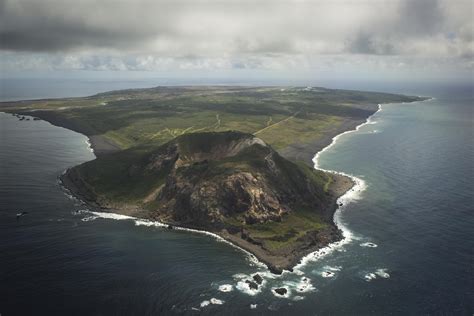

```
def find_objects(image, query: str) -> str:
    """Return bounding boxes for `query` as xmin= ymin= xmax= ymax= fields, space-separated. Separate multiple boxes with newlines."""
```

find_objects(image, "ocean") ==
xmin=0 ymin=80 xmax=472 ymax=315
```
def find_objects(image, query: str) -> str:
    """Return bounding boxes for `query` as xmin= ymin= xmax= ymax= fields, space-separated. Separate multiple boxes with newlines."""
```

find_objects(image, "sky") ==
xmin=0 ymin=0 xmax=473 ymax=83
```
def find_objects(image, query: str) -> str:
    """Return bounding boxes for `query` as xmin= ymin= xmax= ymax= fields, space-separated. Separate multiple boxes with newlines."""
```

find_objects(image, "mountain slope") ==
xmin=62 ymin=131 xmax=352 ymax=273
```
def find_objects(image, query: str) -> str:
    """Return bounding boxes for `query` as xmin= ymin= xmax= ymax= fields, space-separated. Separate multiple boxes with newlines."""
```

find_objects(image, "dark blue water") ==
xmin=0 ymin=82 xmax=473 ymax=315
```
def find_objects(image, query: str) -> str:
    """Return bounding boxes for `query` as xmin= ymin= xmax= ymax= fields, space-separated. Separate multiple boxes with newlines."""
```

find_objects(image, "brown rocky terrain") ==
xmin=61 ymin=131 xmax=353 ymax=273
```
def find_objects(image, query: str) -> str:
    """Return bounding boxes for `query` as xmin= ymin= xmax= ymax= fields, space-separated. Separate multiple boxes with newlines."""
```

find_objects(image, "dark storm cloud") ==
xmin=347 ymin=32 xmax=395 ymax=55
xmin=345 ymin=0 xmax=449 ymax=55
xmin=0 ymin=0 xmax=176 ymax=52
xmin=1 ymin=0 xmax=463 ymax=55
xmin=0 ymin=0 xmax=472 ymax=73
xmin=1 ymin=25 xmax=149 ymax=52
xmin=396 ymin=0 xmax=444 ymax=36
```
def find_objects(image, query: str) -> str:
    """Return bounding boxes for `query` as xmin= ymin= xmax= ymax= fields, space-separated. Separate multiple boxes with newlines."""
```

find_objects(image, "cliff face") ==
xmin=148 ymin=132 xmax=328 ymax=229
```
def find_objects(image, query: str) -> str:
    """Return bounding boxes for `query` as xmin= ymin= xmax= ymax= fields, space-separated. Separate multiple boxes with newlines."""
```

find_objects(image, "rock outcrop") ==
xmin=62 ymin=131 xmax=349 ymax=273
xmin=142 ymin=132 xmax=327 ymax=228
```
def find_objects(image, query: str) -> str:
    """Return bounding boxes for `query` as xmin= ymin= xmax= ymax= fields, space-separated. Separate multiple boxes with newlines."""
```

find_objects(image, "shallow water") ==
xmin=0 ymin=84 xmax=473 ymax=315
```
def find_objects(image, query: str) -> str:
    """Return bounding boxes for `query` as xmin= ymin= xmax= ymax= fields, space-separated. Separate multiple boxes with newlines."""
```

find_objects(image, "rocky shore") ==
xmin=0 ymin=87 xmax=427 ymax=275
xmin=60 ymin=168 xmax=353 ymax=274
xmin=59 ymin=131 xmax=356 ymax=274
xmin=218 ymin=173 xmax=354 ymax=273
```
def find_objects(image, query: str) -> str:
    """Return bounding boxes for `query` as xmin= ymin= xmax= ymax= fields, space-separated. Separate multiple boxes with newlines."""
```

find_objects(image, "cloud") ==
xmin=0 ymin=0 xmax=472 ymax=76
xmin=0 ymin=0 xmax=175 ymax=52
xmin=346 ymin=32 xmax=395 ymax=55
xmin=396 ymin=0 xmax=444 ymax=36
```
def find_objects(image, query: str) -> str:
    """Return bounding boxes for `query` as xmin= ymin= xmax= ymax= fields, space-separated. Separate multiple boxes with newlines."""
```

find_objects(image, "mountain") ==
xmin=62 ymin=131 xmax=353 ymax=273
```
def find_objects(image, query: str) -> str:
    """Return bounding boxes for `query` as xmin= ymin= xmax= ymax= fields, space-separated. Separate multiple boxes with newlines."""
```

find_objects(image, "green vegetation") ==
xmin=74 ymin=145 xmax=169 ymax=203
xmin=0 ymin=87 xmax=425 ymax=272
xmin=225 ymin=207 xmax=328 ymax=251
xmin=2 ymin=86 xmax=425 ymax=155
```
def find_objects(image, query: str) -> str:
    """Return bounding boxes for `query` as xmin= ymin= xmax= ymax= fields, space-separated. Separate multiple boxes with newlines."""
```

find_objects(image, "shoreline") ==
xmin=57 ymin=103 xmax=384 ymax=274
xmin=3 ymin=97 xmax=424 ymax=274
xmin=295 ymin=98 xmax=432 ymax=270
xmin=60 ymin=165 xmax=353 ymax=274
xmin=280 ymin=117 xmax=370 ymax=166
xmin=0 ymin=108 xmax=121 ymax=156
xmin=294 ymin=104 xmax=385 ymax=270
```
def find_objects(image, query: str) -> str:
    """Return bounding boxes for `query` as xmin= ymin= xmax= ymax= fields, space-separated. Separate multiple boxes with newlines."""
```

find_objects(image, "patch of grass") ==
xmin=236 ymin=206 xmax=329 ymax=251
xmin=75 ymin=144 xmax=169 ymax=203
xmin=2 ymin=86 xmax=425 ymax=154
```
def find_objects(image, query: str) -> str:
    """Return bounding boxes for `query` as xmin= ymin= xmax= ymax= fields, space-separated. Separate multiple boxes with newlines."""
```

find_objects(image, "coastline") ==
xmin=60 ymin=164 xmax=354 ymax=274
xmin=294 ymin=104 xmax=385 ymax=270
xmin=216 ymin=103 xmax=386 ymax=272
xmin=0 ymin=108 xmax=121 ymax=156
xmin=1 ymin=97 xmax=420 ymax=274
xmin=280 ymin=117 xmax=370 ymax=166
xmin=57 ymin=104 xmax=385 ymax=274
xmin=295 ymin=98 xmax=432 ymax=270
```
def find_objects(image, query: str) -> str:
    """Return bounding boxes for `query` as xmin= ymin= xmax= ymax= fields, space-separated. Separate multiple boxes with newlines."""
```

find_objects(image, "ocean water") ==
xmin=0 ymin=83 xmax=473 ymax=315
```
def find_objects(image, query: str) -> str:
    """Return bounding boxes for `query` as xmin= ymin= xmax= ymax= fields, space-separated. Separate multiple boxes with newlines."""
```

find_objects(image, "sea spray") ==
xmin=218 ymin=284 xmax=233 ymax=292
xmin=85 ymin=139 xmax=94 ymax=153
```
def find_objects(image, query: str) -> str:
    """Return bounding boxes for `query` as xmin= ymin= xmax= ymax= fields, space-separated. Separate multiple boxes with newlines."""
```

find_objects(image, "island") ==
xmin=0 ymin=86 xmax=427 ymax=273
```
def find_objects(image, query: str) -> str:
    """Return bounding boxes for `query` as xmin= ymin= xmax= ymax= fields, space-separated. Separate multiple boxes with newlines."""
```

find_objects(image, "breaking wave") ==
xmin=293 ymin=105 xmax=385 ymax=271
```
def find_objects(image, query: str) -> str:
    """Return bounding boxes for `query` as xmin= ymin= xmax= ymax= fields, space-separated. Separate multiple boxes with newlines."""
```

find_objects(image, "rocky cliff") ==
xmin=62 ymin=131 xmax=352 ymax=273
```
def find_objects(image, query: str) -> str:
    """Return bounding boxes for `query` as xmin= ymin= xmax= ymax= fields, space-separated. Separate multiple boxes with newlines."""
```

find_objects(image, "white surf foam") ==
xmin=210 ymin=298 xmax=224 ymax=305
xmin=328 ymin=265 xmax=342 ymax=271
xmin=89 ymin=211 xmax=135 ymax=221
xmin=200 ymin=300 xmax=210 ymax=307
xmin=375 ymin=268 xmax=390 ymax=279
xmin=85 ymin=139 xmax=94 ymax=153
xmin=364 ymin=273 xmax=377 ymax=281
xmin=232 ymin=271 xmax=270 ymax=296
xmin=134 ymin=219 xmax=167 ymax=228
xmin=218 ymin=284 xmax=233 ymax=293
xmin=313 ymin=103 xmax=382 ymax=172
xmin=78 ymin=210 xmax=267 ymax=270
xmin=321 ymin=271 xmax=335 ymax=278
xmin=320 ymin=265 xmax=341 ymax=278
xmin=360 ymin=242 xmax=378 ymax=248
xmin=250 ymin=303 xmax=258 ymax=309
xmin=293 ymin=174 xmax=366 ymax=270
xmin=233 ymin=273 xmax=266 ymax=296
xmin=236 ymin=280 xmax=262 ymax=296
xmin=364 ymin=268 xmax=390 ymax=281
xmin=293 ymin=104 xmax=384 ymax=271
xmin=232 ymin=273 xmax=248 ymax=279
xmin=294 ymin=277 xmax=315 ymax=293
xmin=258 ymin=270 xmax=279 ymax=280
xmin=292 ymin=269 xmax=305 ymax=276
xmin=81 ymin=215 xmax=99 ymax=222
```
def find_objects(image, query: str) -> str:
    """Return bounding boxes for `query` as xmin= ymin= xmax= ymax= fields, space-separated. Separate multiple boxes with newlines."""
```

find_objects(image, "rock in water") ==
xmin=274 ymin=288 xmax=287 ymax=296
xmin=245 ymin=280 xmax=259 ymax=290
xmin=252 ymin=273 xmax=263 ymax=285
